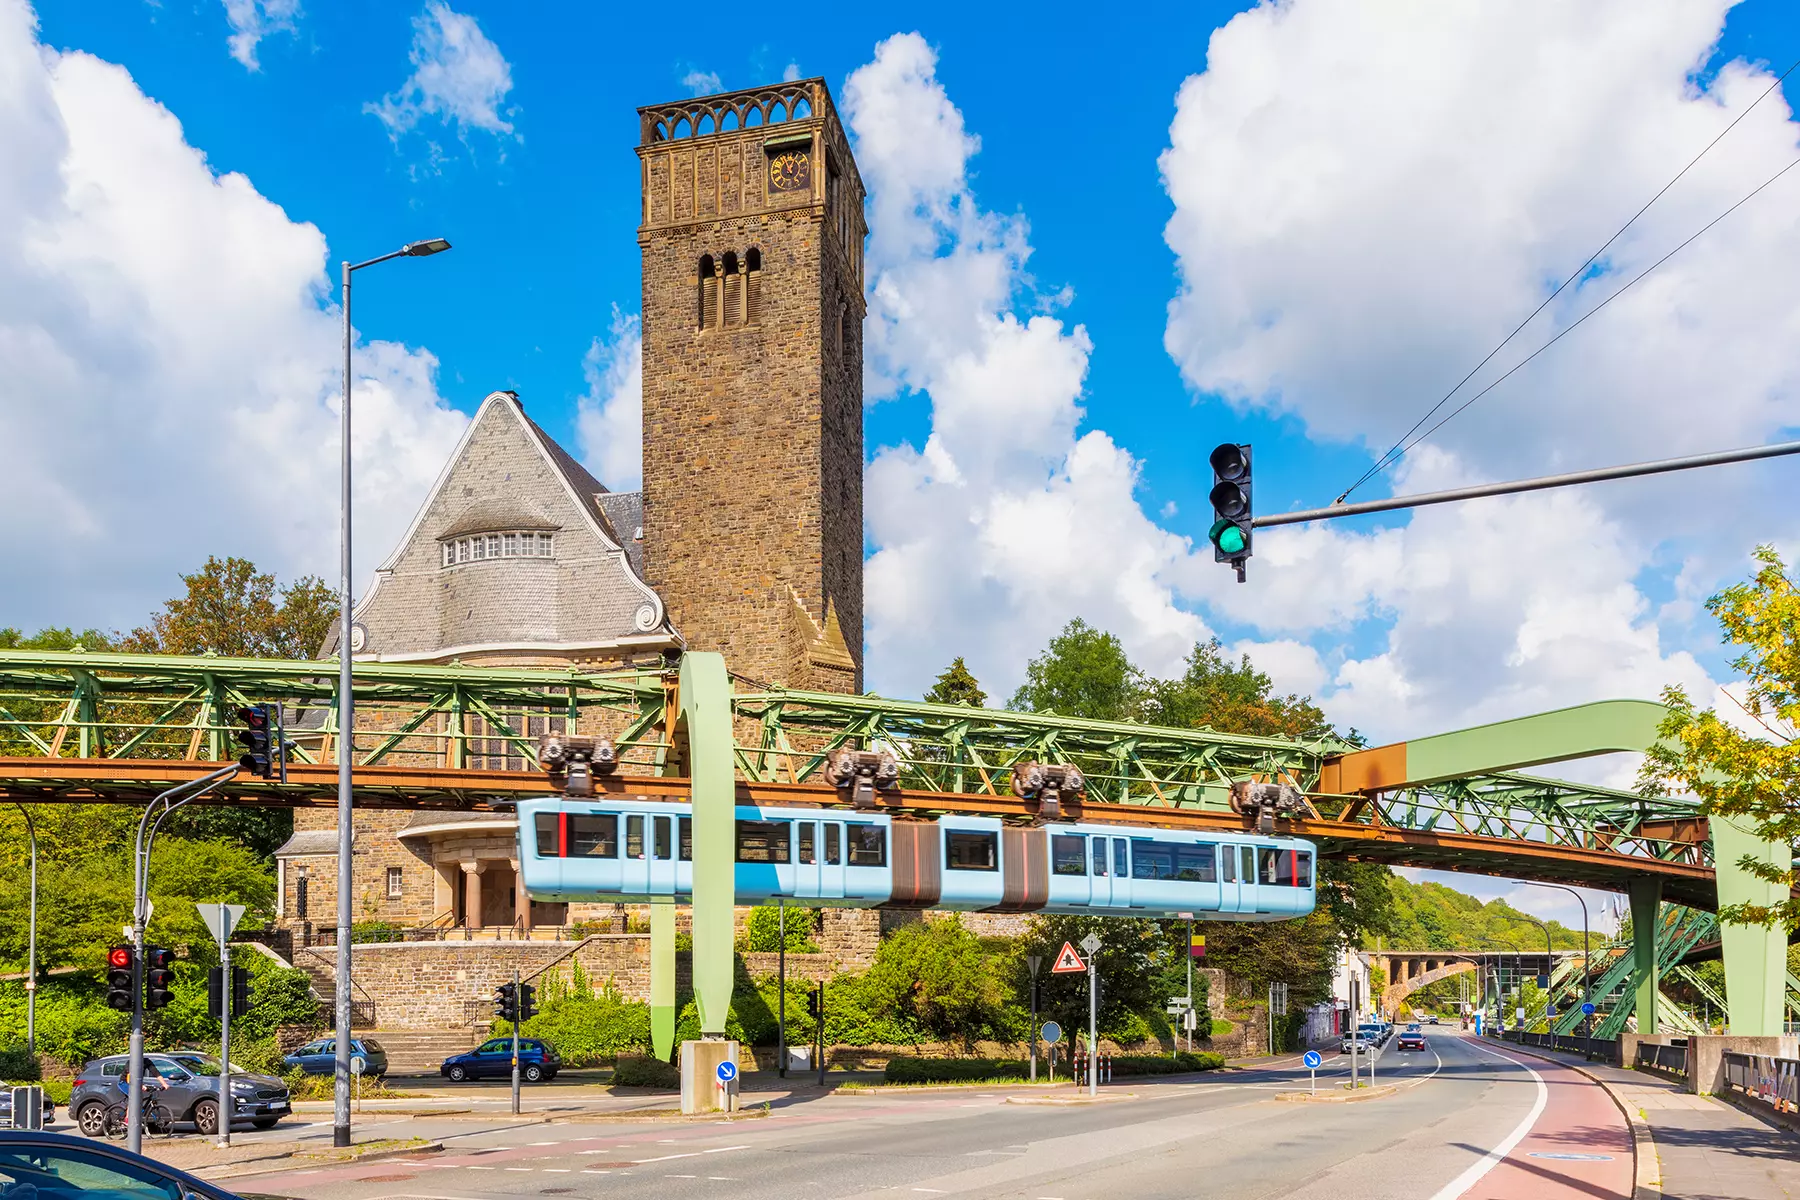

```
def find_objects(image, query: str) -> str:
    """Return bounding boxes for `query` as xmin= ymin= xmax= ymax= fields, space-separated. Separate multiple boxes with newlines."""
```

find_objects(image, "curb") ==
xmin=193 ymin=1139 xmax=444 ymax=1181
xmin=1274 ymin=1084 xmax=1397 ymax=1104
xmin=1483 ymin=1040 xmax=1659 ymax=1200
xmin=1005 ymin=1093 xmax=1137 ymax=1106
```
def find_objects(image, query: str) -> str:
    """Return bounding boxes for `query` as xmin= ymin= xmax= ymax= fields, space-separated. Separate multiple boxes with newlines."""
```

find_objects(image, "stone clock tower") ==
xmin=636 ymin=79 xmax=866 ymax=692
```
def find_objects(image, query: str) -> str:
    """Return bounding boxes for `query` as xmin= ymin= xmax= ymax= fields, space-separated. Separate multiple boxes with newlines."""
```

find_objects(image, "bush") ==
xmin=0 ymin=1043 xmax=39 ymax=1081
xmin=612 ymin=1056 xmax=679 ymax=1088
xmin=517 ymin=987 xmax=652 ymax=1066
xmin=0 ymin=983 xmax=127 ymax=1067
xmin=1108 ymin=1051 xmax=1223 ymax=1076
xmin=883 ymin=1056 xmax=1029 ymax=1084
xmin=350 ymin=921 xmax=405 ymax=944
xmin=742 ymin=905 xmax=820 ymax=953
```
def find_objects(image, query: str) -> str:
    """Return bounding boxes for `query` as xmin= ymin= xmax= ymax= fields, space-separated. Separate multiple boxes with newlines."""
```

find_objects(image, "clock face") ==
xmin=768 ymin=149 xmax=811 ymax=194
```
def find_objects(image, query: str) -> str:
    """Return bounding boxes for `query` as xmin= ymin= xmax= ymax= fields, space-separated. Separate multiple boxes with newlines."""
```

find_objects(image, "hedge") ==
xmin=612 ymin=1056 xmax=680 ymax=1089
xmin=1109 ymin=1051 xmax=1224 ymax=1075
xmin=884 ymin=1057 xmax=1029 ymax=1084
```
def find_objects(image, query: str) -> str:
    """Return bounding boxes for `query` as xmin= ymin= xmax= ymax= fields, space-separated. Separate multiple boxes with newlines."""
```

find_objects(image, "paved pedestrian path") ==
xmin=1497 ymin=1038 xmax=1800 ymax=1200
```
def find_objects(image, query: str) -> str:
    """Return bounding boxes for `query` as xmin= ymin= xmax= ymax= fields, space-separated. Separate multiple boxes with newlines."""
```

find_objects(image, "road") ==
xmin=213 ymin=1029 xmax=1632 ymax=1200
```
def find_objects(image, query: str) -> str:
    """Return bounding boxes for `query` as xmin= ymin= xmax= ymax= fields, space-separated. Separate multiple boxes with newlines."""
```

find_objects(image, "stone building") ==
xmin=273 ymin=78 xmax=873 ymax=969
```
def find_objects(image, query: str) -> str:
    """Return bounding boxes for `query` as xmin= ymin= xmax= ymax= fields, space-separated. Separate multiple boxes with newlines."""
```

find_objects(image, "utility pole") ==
xmin=1027 ymin=955 xmax=1042 ymax=1082
xmin=510 ymin=967 xmax=521 ymax=1116
xmin=777 ymin=900 xmax=787 ymax=1079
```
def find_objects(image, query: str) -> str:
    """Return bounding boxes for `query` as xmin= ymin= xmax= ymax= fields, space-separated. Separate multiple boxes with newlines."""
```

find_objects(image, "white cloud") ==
xmin=575 ymin=307 xmax=643 ymax=492
xmin=1158 ymin=0 xmax=1800 ymax=738
xmin=0 ymin=0 xmax=467 ymax=631
xmin=220 ymin=0 xmax=300 ymax=70
xmin=782 ymin=62 xmax=801 ymax=83
xmin=681 ymin=69 xmax=722 ymax=97
xmin=850 ymin=33 xmax=1213 ymax=699
xmin=367 ymin=1 xmax=517 ymax=153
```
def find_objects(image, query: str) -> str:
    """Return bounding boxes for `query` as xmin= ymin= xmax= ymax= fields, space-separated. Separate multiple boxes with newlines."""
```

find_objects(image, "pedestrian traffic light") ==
xmin=144 ymin=947 xmax=176 ymax=1010
xmin=519 ymin=982 xmax=538 ymax=1022
xmin=105 ymin=946 xmax=135 ymax=1012
xmin=1207 ymin=442 xmax=1253 ymax=582
xmin=494 ymin=981 xmax=518 ymax=1023
xmin=232 ymin=966 xmax=252 ymax=1016
xmin=207 ymin=966 xmax=225 ymax=1019
xmin=235 ymin=704 xmax=273 ymax=778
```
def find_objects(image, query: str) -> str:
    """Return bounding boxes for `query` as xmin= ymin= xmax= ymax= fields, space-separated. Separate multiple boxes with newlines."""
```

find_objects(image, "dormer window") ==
xmin=441 ymin=531 xmax=554 ymax=568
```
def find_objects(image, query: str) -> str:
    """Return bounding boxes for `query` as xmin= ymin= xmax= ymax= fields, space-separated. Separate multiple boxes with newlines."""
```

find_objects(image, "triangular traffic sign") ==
xmin=1051 ymin=941 xmax=1086 ymax=974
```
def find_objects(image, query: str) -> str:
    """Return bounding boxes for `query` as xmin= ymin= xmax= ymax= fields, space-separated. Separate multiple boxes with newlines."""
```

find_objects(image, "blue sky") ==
xmin=9 ymin=1 xmax=1800 ymax=930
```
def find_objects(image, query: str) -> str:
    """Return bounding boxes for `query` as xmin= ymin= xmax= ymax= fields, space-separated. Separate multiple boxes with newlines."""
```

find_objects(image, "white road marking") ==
xmin=705 ymin=1144 xmax=752 ymax=1153
xmin=637 ymin=1151 xmax=703 ymax=1163
xmin=1426 ymin=1042 xmax=1549 ymax=1200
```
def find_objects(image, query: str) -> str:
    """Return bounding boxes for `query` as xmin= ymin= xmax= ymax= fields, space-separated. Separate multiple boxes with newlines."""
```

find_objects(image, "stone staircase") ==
xmin=370 ymin=1028 xmax=484 ymax=1075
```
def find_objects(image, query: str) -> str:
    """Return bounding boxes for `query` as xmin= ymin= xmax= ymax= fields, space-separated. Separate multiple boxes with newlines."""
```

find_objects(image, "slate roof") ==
xmin=273 ymin=830 xmax=345 ymax=857
xmin=598 ymin=491 xmax=645 ymax=576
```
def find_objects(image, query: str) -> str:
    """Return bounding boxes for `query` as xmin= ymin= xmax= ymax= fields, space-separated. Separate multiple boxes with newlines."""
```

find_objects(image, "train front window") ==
xmin=1090 ymin=839 xmax=1107 ymax=876
xmin=626 ymin=815 xmax=645 ymax=860
xmin=570 ymin=814 xmax=617 ymax=857
xmin=534 ymin=813 xmax=558 ymax=856
xmin=1052 ymin=835 xmax=1086 ymax=876
xmin=848 ymin=824 xmax=886 ymax=866
xmin=1175 ymin=844 xmax=1216 ymax=882
xmin=1130 ymin=840 xmax=1175 ymax=879
xmin=1296 ymin=850 xmax=1313 ymax=887
xmin=799 ymin=822 xmax=816 ymax=864
xmin=946 ymin=830 xmax=998 ymax=871
xmin=1260 ymin=848 xmax=1283 ymax=885
xmin=825 ymin=824 xmax=841 ymax=865
xmin=735 ymin=820 xmax=791 ymax=863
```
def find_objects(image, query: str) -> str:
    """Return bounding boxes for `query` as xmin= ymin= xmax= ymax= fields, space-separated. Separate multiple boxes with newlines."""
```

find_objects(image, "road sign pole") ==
xmin=219 ymin=937 xmax=232 ymax=1148
xmin=1026 ymin=955 xmax=1042 ymax=1083
xmin=511 ymin=967 xmax=521 ymax=1116
xmin=1087 ymin=960 xmax=1098 ymax=1097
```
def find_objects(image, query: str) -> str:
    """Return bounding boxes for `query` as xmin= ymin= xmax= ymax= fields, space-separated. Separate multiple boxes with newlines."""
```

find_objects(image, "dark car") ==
xmin=441 ymin=1037 xmax=561 ymax=1083
xmin=282 ymin=1037 xmax=388 ymax=1080
xmin=0 ymin=1128 xmax=254 ymax=1197
xmin=1397 ymin=1029 xmax=1426 ymax=1051
xmin=70 ymin=1053 xmax=229 ymax=1137
xmin=163 ymin=1051 xmax=291 ymax=1130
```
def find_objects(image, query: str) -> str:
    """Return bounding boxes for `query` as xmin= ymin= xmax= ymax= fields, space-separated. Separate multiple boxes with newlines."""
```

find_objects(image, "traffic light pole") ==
xmin=126 ymin=764 xmax=238 ymax=1154
xmin=511 ymin=968 xmax=521 ymax=1116
xmin=218 ymin=940 xmax=233 ymax=1149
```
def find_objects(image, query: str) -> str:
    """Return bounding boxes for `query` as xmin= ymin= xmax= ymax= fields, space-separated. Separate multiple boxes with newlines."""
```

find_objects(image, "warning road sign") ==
xmin=1051 ymin=941 xmax=1086 ymax=974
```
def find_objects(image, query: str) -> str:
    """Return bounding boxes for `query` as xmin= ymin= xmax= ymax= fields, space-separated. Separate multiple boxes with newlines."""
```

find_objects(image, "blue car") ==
xmin=282 ymin=1037 xmax=389 ymax=1079
xmin=441 ymin=1037 xmax=561 ymax=1083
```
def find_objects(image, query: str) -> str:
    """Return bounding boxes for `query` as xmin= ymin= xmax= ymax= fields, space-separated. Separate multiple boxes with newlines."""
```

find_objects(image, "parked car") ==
xmin=1397 ymin=1029 xmax=1427 ymax=1051
xmin=1340 ymin=1032 xmax=1373 ymax=1055
xmin=0 ymin=1130 xmax=256 ymax=1197
xmin=1424 ymin=1014 xmax=1440 ymax=1024
xmin=162 ymin=1051 xmax=291 ymax=1130
xmin=70 ymin=1054 xmax=230 ymax=1137
xmin=440 ymin=1037 xmax=562 ymax=1083
xmin=282 ymin=1037 xmax=388 ymax=1080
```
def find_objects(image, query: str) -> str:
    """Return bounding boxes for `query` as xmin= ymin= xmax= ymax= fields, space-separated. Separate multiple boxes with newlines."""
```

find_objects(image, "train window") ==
xmin=1240 ymin=846 xmax=1256 ymax=882
xmin=626 ymin=815 xmax=645 ymax=860
xmin=1296 ymin=850 xmax=1313 ymax=888
xmin=1220 ymin=847 xmax=1236 ymax=883
xmin=654 ymin=816 xmax=673 ymax=860
xmin=825 ymin=824 xmax=841 ymax=865
xmin=735 ymin=820 xmax=791 ymax=863
xmin=1130 ymin=840 xmax=1176 ymax=880
xmin=1175 ymin=844 xmax=1216 ymax=882
xmin=799 ymin=822 xmax=816 ymax=864
xmin=1091 ymin=839 xmax=1107 ymax=876
xmin=534 ymin=813 xmax=558 ymax=857
xmin=679 ymin=817 xmax=692 ymax=861
xmin=1260 ymin=848 xmax=1281 ymax=885
xmin=847 ymin=824 xmax=886 ymax=866
xmin=1114 ymin=840 xmax=1128 ymax=878
xmin=945 ymin=830 xmax=998 ymax=871
xmin=1052 ymin=835 xmax=1086 ymax=875
xmin=570 ymin=814 xmax=618 ymax=858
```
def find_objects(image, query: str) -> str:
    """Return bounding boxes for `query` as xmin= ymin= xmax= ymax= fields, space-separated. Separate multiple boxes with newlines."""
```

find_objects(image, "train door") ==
xmin=1238 ymin=845 xmax=1262 ymax=914
xmin=1115 ymin=838 xmax=1138 ymax=908
xmin=794 ymin=819 xmax=820 ymax=899
xmin=648 ymin=813 xmax=677 ymax=896
xmin=818 ymin=821 xmax=847 ymax=900
xmin=1089 ymin=835 xmax=1113 ymax=908
xmin=1216 ymin=841 xmax=1243 ymax=914
xmin=621 ymin=814 xmax=649 ymax=896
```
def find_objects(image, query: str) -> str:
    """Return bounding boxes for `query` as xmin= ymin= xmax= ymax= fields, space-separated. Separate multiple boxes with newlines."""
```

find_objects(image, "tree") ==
xmin=924 ymin=657 xmax=988 ymax=708
xmin=1018 ymin=914 xmax=1161 ymax=1035
xmin=1196 ymin=912 xmax=1341 ymax=1004
xmin=1640 ymin=546 xmax=1800 ymax=927
xmin=0 ymin=627 xmax=118 ymax=651
xmin=1140 ymin=639 xmax=1335 ymax=741
xmin=1008 ymin=619 xmax=1140 ymax=721
xmin=1316 ymin=860 xmax=1398 ymax=949
xmin=124 ymin=556 xmax=335 ymax=659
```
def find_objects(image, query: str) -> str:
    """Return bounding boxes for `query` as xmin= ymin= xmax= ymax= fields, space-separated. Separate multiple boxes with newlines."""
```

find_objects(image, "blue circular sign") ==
xmin=716 ymin=1060 xmax=738 ymax=1084
xmin=1041 ymin=1021 xmax=1063 ymax=1045
xmin=1302 ymin=1050 xmax=1322 ymax=1069
xmin=1581 ymin=1003 xmax=1596 ymax=1015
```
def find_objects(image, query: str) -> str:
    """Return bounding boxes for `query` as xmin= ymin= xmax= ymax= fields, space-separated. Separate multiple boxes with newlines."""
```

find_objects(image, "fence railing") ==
xmin=1722 ymin=1051 xmax=1800 ymax=1115
xmin=1635 ymin=1040 xmax=1688 ymax=1077
xmin=1505 ymin=1030 xmax=1621 ymax=1063
xmin=316 ymin=999 xmax=376 ymax=1027
xmin=464 ymin=999 xmax=500 ymax=1027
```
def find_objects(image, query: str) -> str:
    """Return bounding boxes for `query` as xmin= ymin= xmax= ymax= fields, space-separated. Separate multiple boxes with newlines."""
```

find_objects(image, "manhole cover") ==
xmin=1527 ymin=1153 xmax=1614 ymax=1161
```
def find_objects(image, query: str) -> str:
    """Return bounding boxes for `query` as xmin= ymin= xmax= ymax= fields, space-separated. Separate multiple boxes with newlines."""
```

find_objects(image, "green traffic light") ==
xmin=1209 ymin=519 xmax=1248 ymax=556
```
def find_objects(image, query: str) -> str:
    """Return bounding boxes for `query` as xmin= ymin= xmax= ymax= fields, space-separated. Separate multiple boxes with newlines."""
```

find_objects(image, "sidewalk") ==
xmin=1497 ymin=1038 xmax=1800 ymax=1200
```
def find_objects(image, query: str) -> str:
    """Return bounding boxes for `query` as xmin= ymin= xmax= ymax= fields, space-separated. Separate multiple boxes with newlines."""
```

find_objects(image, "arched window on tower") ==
xmin=745 ymin=248 xmax=762 ymax=325
xmin=699 ymin=255 xmax=717 ymax=330
xmin=722 ymin=251 xmax=742 ymax=327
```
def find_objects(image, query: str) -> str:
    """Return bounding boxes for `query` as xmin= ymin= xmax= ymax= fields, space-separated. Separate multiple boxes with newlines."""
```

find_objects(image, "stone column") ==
xmin=462 ymin=860 xmax=482 ymax=930
xmin=512 ymin=857 xmax=531 ymax=938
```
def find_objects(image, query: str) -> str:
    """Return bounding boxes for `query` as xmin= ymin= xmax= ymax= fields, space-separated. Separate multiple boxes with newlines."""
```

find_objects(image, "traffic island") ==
xmin=1275 ymin=1085 xmax=1398 ymax=1103
xmin=1006 ymin=1092 xmax=1138 ymax=1106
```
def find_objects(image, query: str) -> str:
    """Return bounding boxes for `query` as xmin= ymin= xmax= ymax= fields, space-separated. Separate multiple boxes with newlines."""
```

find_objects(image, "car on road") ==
xmin=1397 ymin=1029 xmax=1427 ymax=1051
xmin=441 ymin=1037 xmax=562 ymax=1083
xmin=1341 ymin=1032 xmax=1374 ymax=1054
xmin=70 ymin=1054 xmax=232 ymax=1137
xmin=283 ymin=1036 xmax=389 ymax=1080
xmin=0 ymin=1129 xmax=251 ymax=1198
xmin=1357 ymin=1022 xmax=1389 ymax=1046
xmin=1423 ymin=1014 xmax=1440 ymax=1024
xmin=162 ymin=1051 xmax=292 ymax=1129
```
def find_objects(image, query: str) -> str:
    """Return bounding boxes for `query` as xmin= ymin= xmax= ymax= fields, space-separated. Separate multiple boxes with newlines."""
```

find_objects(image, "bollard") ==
xmin=1103 ymin=1053 xmax=1112 ymax=1084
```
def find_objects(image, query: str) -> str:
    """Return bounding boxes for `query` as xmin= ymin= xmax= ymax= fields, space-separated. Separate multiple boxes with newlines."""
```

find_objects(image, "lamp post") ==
xmin=1517 ymin=882 xmax=1593 ymax=1041
xmin=334 ymin=237 xmax=451 ymax=1149
xmin=11 ymin=805 xmax=35 ymax=1056
xmin=1494 ymin=911 xmax=1553 ymax=1031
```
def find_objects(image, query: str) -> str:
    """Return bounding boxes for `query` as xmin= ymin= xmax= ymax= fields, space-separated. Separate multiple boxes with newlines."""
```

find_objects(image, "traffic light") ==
xmin=207 ymin=966 xmax=225 ymax=1019
xmin=494 ymin=981 xmax=518 ymax=1023
xmin=805 ymin=985 xmax=821 ymax=1019
xmin=519 ymin=982 xmax=538 ymax=1022
xmin=235 ymin=705 xmax=272 ymax=778
xmin=1207 ymin=442 xmax=1253 ymax=582
xmin=106 ymin=946 xmax=135 ymax=1012
xmin=232 ymin=966 xmax=252 ymax=1016
xmin=144 ymin=947 xmax=176 ymax=1010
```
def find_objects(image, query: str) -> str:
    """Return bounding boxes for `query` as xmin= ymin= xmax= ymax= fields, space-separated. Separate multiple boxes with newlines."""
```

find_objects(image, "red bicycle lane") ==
xmin=1456 ymin=1040 xmax=1633 ymax=1200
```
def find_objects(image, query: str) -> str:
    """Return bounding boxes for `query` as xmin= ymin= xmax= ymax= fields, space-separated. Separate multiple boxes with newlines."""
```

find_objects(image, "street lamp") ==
xmin=11 ymin=805 xmax=35 ymax=1057
xmin=1493 ymin=911 xmax=1553 ymax=1031
xmin=334 ymin=237 xmax=451 ymax=1149
xmin=1516 ymin=882 xmax=1594 ymax=1042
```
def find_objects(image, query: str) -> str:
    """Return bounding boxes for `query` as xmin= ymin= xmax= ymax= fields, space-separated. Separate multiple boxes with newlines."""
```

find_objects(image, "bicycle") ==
xmin=102 ymin=1093 xmax=176 ymax=1139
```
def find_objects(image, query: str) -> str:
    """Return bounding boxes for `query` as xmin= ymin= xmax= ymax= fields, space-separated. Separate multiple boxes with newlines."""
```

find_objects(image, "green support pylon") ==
xmin=678 ymin=652 xmax=735 ymax=1038
xmin=1629 ymin=878 xmax=1662 ymax=1035
xmin=650 ymin=896 xmax=676 ymax=1060
xmin=1711 ymin=813 xmax=1792 ymax=1036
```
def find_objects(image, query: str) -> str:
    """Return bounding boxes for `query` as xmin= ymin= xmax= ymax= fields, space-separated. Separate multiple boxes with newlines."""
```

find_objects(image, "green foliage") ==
xmin=150 ymin=954 xmax=318 ymax=1047
xmin=1020 ymin=915 xmax=1161 ymax=1036
xmin=1139 ymin=639 xmax=1334 ymax=740
xmin=924 ymin=658 xmax=989 ymax=708
xmin=1384 ymin=877 xmax=1587 ymax=950
xmin=520 ymin=987 xmax=652 ymax=1065
xmin=0 ymin=1044 xmax=39 ymax=1080
xmin=122 ymin=555 xmax=336 ymax=660
xmin=742 ymin=905 xmax=820 ymax=953
xmin=1111 ymin=1051 xmax=1223 ymax=1075
xmin=0 ymin=627 xmax=118 ymax=651
xmin=612 ymin=1055 xmax=680 ymax=1088
xmin=0 ymin=982 xmax=127 ymax=1068
xmin=857 ymin=918 xmax=1023 ymax=1043
xmin=1008 ymin=619 xmax=1140 ymax=721
xmin=1641 ymin=547 xmax=1800 ymax=926
xmin=1316 ymin=861 xmax=1397 ymax=949
xmin=350 ymin=921 xmax=407 ymax=943
xmin=884 ymin=1056 xmax=1027 ymax=1083
xmin=1196 ymin=912 xmax=1340 ymax=1004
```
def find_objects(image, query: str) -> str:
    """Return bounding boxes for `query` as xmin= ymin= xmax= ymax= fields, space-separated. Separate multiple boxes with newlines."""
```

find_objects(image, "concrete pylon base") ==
xmin=680 ymin=1039 xmax=739 ymax=1114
